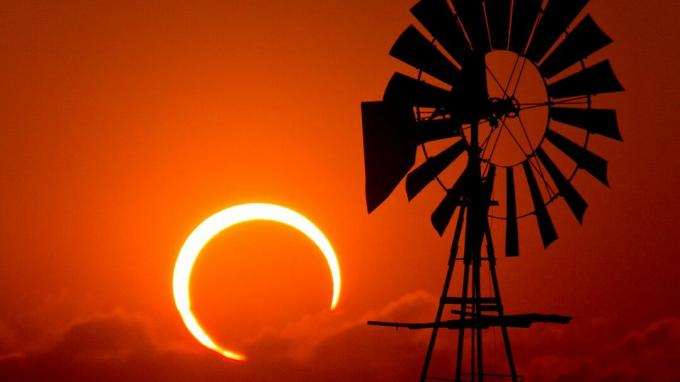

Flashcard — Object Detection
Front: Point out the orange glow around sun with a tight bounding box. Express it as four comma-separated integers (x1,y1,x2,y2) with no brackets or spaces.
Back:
172,203,341,361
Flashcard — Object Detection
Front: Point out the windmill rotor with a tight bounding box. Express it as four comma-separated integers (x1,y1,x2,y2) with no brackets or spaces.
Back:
362,0,623,254
362,1,624,381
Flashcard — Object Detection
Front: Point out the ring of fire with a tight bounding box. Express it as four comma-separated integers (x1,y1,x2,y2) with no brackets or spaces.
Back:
172,203,342,362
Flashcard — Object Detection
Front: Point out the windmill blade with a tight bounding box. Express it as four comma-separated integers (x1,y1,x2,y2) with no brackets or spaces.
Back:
536,148,588,223
509,0,542,54
551,107,622,141
406,140,467,200
545,129,609,185
431,171,468,235
414,118,462,144
526,0,589,63
485,0,511,50
410,0,471,65
362,102,418,212
390,25,462,86
523,161,558,248
547,60,624,99
451,0,490,53
505,167,519,257
539,15,613,79
384,72,451,107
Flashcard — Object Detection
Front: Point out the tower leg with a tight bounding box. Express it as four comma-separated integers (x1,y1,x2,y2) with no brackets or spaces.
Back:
416,208,520,382
485,227,518,382
454,256,471,382
474,258,484,382
420,207,466,382
421,114,519,382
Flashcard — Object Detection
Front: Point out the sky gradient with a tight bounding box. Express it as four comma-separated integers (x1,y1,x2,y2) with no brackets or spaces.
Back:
0,0,679,381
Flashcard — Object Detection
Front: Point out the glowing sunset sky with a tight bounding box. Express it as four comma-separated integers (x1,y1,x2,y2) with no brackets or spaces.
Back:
0,1,678,381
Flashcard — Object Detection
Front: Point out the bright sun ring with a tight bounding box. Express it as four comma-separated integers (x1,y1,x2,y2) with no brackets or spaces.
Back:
172,203,341,362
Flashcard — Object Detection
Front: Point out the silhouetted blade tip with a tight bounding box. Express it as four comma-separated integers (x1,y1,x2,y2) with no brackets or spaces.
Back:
389,25,461,86
550,107,623,141
543,235,558,248
451,0,490,53
430,173,467,235
548,60,623,99
405,140,466,200
384,72,450,108
523,161,559,248
410,0,471,64
536,148,588,223
526,0,589,62
505,167,520,257
546,128,609,186
539,15,613,79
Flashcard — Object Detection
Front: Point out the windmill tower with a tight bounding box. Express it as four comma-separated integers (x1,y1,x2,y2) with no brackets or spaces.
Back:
361,0,623,381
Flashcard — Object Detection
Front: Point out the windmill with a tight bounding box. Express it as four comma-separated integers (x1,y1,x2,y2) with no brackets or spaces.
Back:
361,0,623,381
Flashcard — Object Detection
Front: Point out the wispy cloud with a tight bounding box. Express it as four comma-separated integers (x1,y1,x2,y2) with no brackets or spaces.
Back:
1,297,677,382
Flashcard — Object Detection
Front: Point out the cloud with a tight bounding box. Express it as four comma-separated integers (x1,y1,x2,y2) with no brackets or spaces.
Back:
0,323,23,361
241,290,436,360
0,312,160,382
0,292,436,382
46,313,155,361
522,318,680,382
1,297,677,382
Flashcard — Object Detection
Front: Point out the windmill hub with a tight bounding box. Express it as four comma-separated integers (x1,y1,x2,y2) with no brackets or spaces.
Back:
488,97,520,127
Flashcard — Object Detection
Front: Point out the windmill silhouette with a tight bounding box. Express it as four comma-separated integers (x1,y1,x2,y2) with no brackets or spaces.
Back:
361,0,623,381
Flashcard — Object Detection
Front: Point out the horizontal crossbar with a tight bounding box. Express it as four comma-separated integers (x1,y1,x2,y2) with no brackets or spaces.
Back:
367,313,571,330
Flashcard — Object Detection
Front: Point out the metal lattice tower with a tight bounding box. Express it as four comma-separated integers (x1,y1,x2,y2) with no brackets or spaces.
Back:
361,0,623,380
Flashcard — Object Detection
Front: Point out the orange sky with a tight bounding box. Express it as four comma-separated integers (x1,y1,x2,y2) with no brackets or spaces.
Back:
0,1,679,381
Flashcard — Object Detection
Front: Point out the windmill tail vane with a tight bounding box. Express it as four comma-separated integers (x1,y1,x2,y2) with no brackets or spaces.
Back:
361,0,622,380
